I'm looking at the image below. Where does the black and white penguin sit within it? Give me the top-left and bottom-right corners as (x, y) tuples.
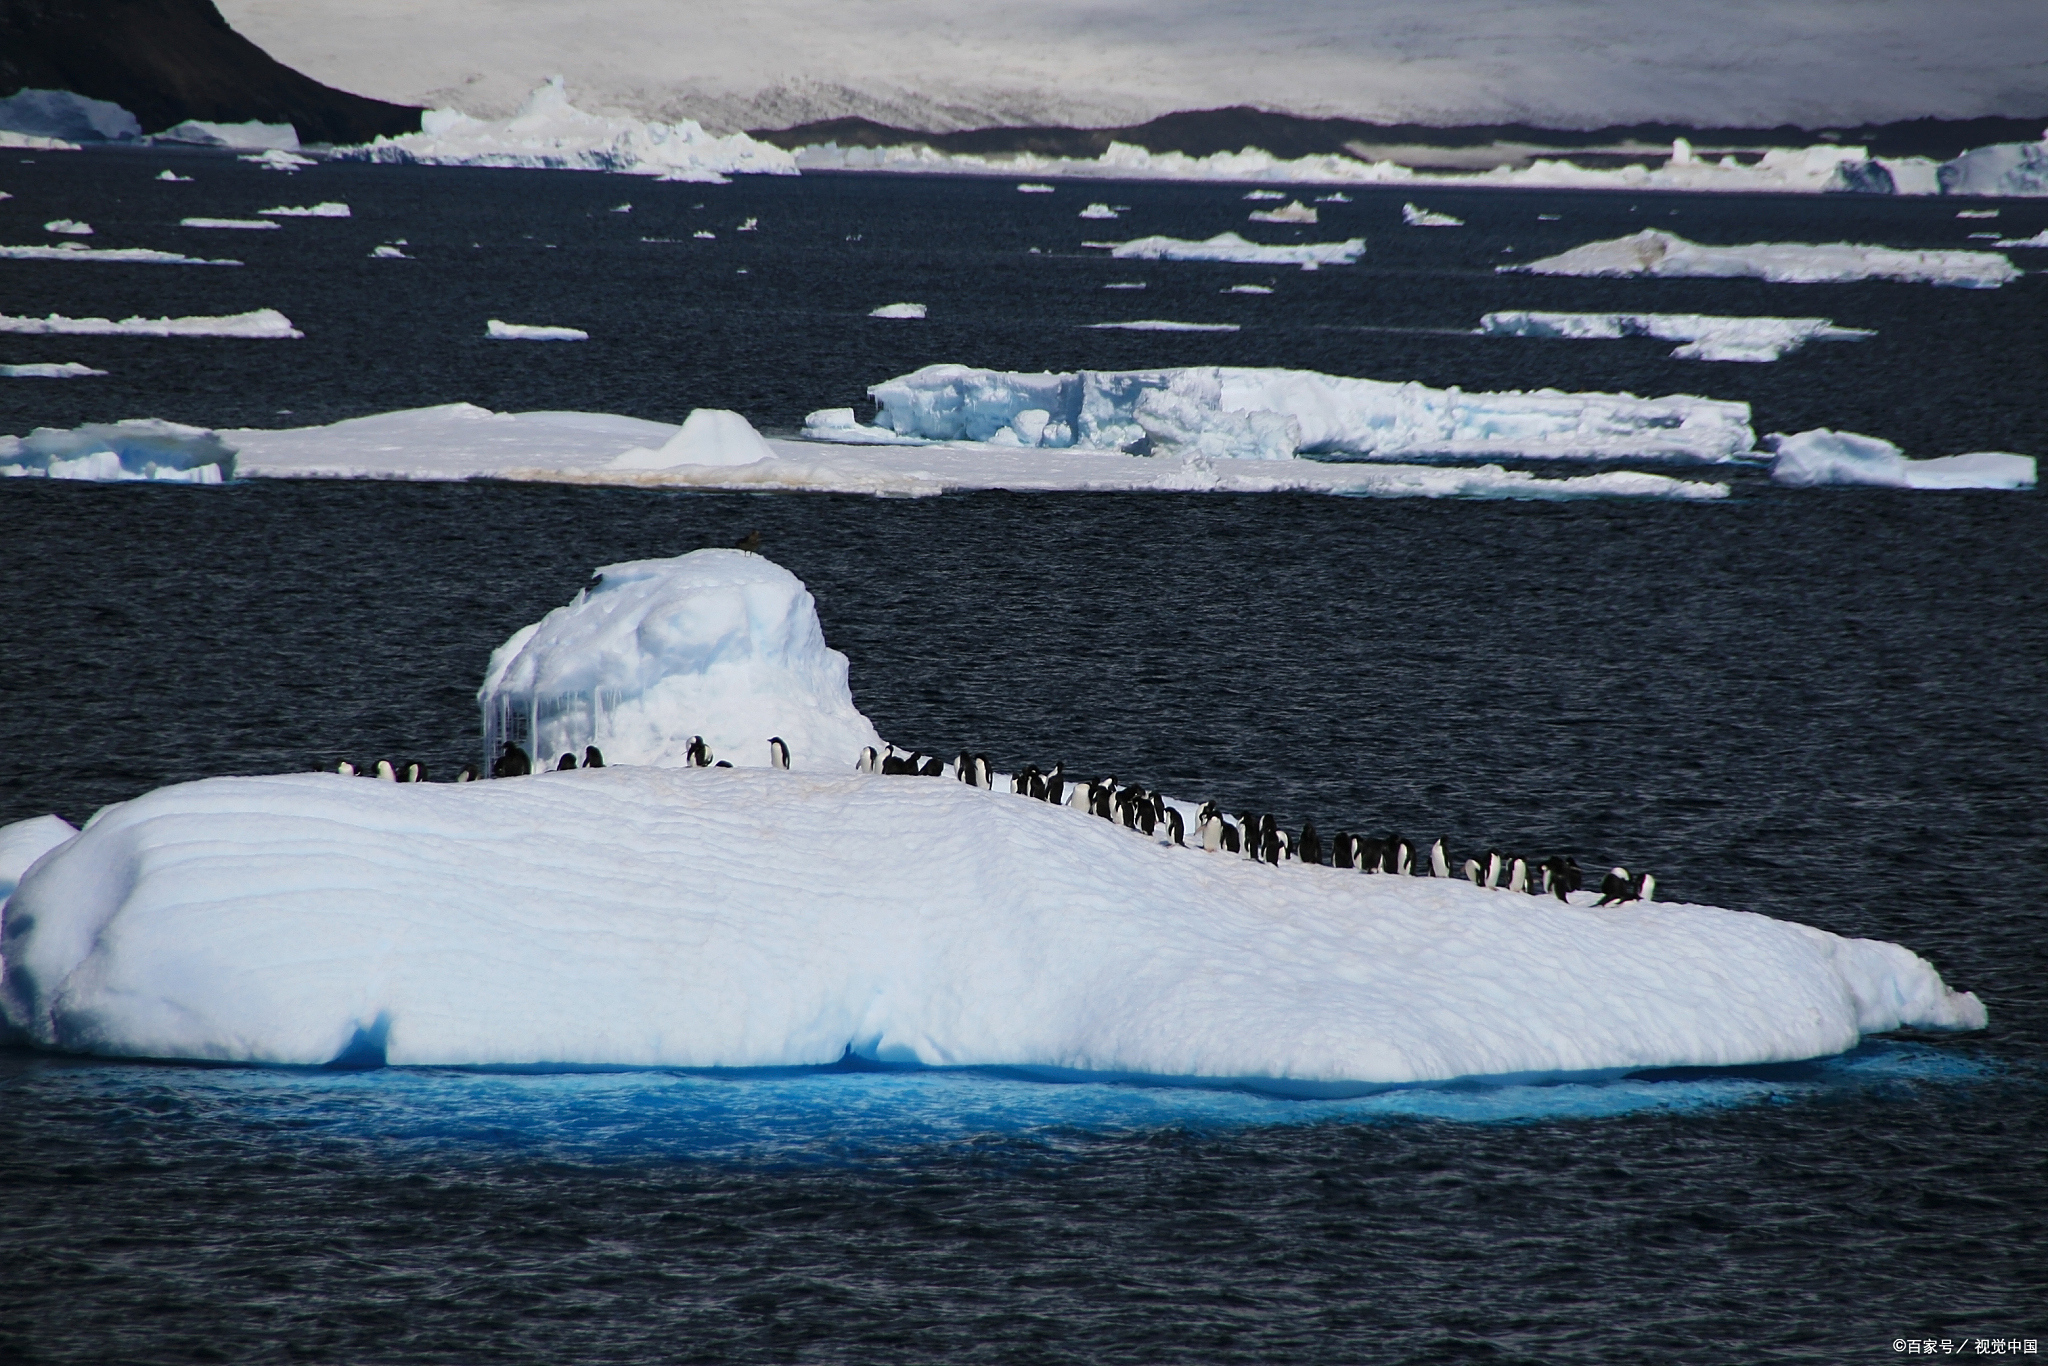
(1012, 764), (1039, 796)
(1271, 826), (1292, 864)
(1299, 820), (1323, 866)
(456, 764), (478, 783)
(858, 746), (880, 775)
(336, 760), (358, 776)
(1463, 857), (1483, 885)
(1429, 837), (1449, 879)
(1332, 830), (1354, 869)
(882, 747), (912, 775)
(975, 754), (993, 789)
(1219, 819), (1242, 854)
(1097, 782), (1121, 821)
(1507, 857), (1528, 895)
(1240, 811), (1261, 858)
(1045, 762), (1066, 807)
(1635, 871), (1657, 903)
(375, 759), (398, 782)
(954, 751), (975, 783)
(1483, 850), (1505, 889)
(492, 744), (531, 778)
(1393, 838), (1413, 877)
(584, 746), (604, 769)
(1595, 867), (1636, 906)
(1136, 799), (1156, 837)
(686, 736), (712, 768)
(1164, 805), (1184, 846)
(769, 737), (791, 770)
(1358, 836), (1384, 873)
(919, 754), (944, 778)
(557, 752), (578, 770)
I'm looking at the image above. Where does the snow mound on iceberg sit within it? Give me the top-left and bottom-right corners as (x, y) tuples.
(1094, 231), (1364, 270)
(1767, 429), (2036, 490)
(1510, 229), (2019, 288)
(1480, 311), (1873, 362)
(607, 408), (776, 470)
(479, 549), (881, 773)
(0, 418), (236, 482)
(334, 76), (797, 183)
(1247, 200), (1316, 224)
(0, 309), (300, 338)
(864, 364), (1756, 464)
(0, 814), (75, 909)
(0, 765), (1982, 1076)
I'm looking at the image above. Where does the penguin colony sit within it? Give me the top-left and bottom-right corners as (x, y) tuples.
(345, 736), (1657, 906)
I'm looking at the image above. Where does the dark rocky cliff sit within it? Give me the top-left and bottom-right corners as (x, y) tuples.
(0, 0), (420, 143)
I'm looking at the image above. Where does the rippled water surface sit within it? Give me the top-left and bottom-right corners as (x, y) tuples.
(2, 154), (2045, 1363)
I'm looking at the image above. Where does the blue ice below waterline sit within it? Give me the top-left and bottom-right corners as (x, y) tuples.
(9, 1041), (1999, 1166)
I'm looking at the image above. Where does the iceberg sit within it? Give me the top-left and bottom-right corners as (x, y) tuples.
(333, 77), (797, 183)
(486, 320), (588, 341)
(869, 302), (927, 319)
(1247, 200), (1317, 224)
(240, 149), (315, 170)
(1992, 230), (2048, 248)
(0, 418), (236, 482)
(1078, 203), (1119, 219)
(1403, 203), (1463, 227)
(156, 170), (193, 182)
(1, 550), (1982, 1077)
(1093, 231), (1366, 269)
(0, 362), (106, 378)
(607, 408), (776, 470)
(478, 549), (881, 775)
(1766, 429), (2036, 490)
(1223, 284), (1273, 294)
(0, 242), (240, 265)
(258, 203), (350, 218)
(1509, 229), (2019, 288)
(180, 217), (279, 230)
(0, 89), (139, 143)
(0, 309), (300, 338)
(864, 363), (1756, 464)
(151, 120), (299, 151)
(1938, 138), (2048, 198)
(42, 219), (91, 235)
(1086, 321), (1240, 332)
(1479, 311), (1874, 362)
(1016, 183), (1054, 192)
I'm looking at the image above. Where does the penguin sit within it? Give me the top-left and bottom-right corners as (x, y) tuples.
(1136, 800), (1156, 837)
(1045, 762), (1066, 807)
(1220, 820), (1242, 855)
(975, 754), (993, 789)
(734, 530), (763, 553)
(686, 736), (712, 768)
(769, 737), (791, 770)
(375, 759), (398, 782)
(401, 761), (426, 783)
(1269, 826), (1291, 864)
(1097, 783), (1121, 821)
(1012, 765), (1038, 795)
(1393, 838), (1413, 877)
(954, 750), (975, 783)
(1332, 831), (1354, 869)
(1635, 871), (1657, 904)
(713, 760), (732, 768)
(336, 760), (358, 777)
(492, 744), (531, 778)
(584, 746), (604, 769)
(1164, 806), (1184, 846)
(1484, 850), (1505, 889)
(557, 752), (577, 770)
(1595, 867), (1636, 906)
(1299, 820), (1323, 866)
(1239, 811), (1261, 858)
(858, 746), (880, 775)
(919, 755), (944, 778)
(456, 764), (478, 783)
(882, 747), (911, 775)
(1358, 836), (1384, 873)
(1201, 813), (1225, 853)
(1463, 857), (1483, 886)
(1507, 857), (1528, 895)
(1429, 837), (1449, 879)
(1027, 767), (1046, 798)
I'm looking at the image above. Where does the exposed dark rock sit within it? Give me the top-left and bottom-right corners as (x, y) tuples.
(0, 0), (421, 144)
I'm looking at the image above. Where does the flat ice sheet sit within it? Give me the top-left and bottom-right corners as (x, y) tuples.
(0, 309), (300, 338)
(1479, 311), (1875, 362)
(0, 242), (241, 265)
(1510, 229), (2019, 288)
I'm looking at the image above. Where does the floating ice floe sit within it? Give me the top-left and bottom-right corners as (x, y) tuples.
(151, 120), (298, 151)
(1247, 200), (1316, 224)
(1017, 183), (1054, 192)
(1993, 230), (2048, 248)
(1244, 190), (1286, 200)
(1090, 231), (1365, 269)
(0, 548), (1982, 1076)
(0, 130), (79, 151)
(0, 417), (236, 482)
(611, 203), (631, 213)
(1103, 281), (1146, 289)
(258, 202), (350, 218)
(859, 363), (1756, 464)
(1402, 202), (1464, 227)
(693, 230), (715, 239)
(1317, 193), (1352, 203)
(1767, 429), (2035, 490)
(1078, 203), (1119, 219)
(42, 219), (91, 235)
(0, 242), (240, 265)
(869, 302), (927, 319)
(0, 309), (300, 338)
(180, 217), (278, 230)
(369, 244), (411, 258)
(156, 170), (192, 182)
(1955, 209), (2000, 219)
(239, 149), (316, 170)
(607, 408), (777, 470)
(487, 319), (588, 341)
(1223, 284), (1273, 294)
(333, 77), (796, 183)
(0, 362), (105, 378)
(1479, 311), (1874, 362)
(1509, 229), (2019, 288)
(1087, 321), (1240, 332)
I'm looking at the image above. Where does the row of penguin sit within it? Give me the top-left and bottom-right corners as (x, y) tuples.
(335, 735), (1657, 907)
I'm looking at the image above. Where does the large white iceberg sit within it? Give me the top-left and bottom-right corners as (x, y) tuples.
(1510, 229), (2019, 288)
(862, 364), (1757, 464)
(1767, 429), (2036, 490)
(0, 552), (1983, 1079)
(0, 309), (301, 338)
(1938, 138), (2048, 198)
(1093, 231), (1365, 270)
(478, 549), (882, 774)
(0, 418), (236, 482)
(1479, 311), (1874, 362)
(334, 76), (797, 183)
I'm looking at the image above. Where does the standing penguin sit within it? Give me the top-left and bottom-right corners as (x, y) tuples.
(375, 760), (398, 782)
(974, 754), (993, 789)
(492, 744), (531, 778)
(1239, 811), (1261, 858)
(769, 737), (791, 770)
(1358, 836), (1384, 873)
(336, 759), (358, 776)
(686, 736), (712, 768)
(858, 746), (880, 774)
(1635, 871), (1657, 903)
(1045, 762), (1066, 807)
(556, 753), (578, 770)
(1429, 838), (1449, 879)
(1484, 850), (1505, 889)
(1507, 857), (1528, 895)
(1219, 819), (1242, 854)
(1332, 831), (1354, 869)
(1463, 857), (1483, 885)
(1164, 806), (1184, 846)
(583, 746), (605, 769)
(1299, 820), (1323, 866)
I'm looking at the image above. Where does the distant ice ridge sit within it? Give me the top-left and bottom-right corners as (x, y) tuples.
(487, 320), (588, 341)
(1993, 230), (2048, 248)
(1090, 232), (1365, 269)
(0, 362), (105, 379)
(1480, 311), (1874, 362)
(859, 364), (1756, 464)
(2, 552), (1983, 1076)
(1767, 430), (2035, 490)
(333, 76), (798, 182)
(149, 120), (300, 151)
(1510, 230), (2019, 288)
(0, 419), (235, 482)
(479, 549), (882, 774)
(0, 310), (301, 339)
(0, 243), (241, 266)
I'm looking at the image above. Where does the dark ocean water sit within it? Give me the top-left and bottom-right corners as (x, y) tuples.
(2, 151), (2045, 1363)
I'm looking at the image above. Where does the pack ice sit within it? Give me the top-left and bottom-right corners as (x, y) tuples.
(0, 550), (1984, 1078)
(333, 76), (797, 183)
(1480, 312), (1874, 362)
(1511, 230), (2020, 288)
(858, 364), (1757, 464)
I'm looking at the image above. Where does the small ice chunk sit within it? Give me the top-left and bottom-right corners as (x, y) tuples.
(1992, 230), (2048, 248)
(1315, 193), (1352, 203)
(240, 148), (316, 170)
(181, 217), (280, 230)
(1511, 229), (2019, 288)
(1078, 202), (1119, 219)
(869, 302), (927, 319)
(693, 230), (715, 239)
(156, 170), (192, 181)
(1956, 209), (2000, 218)
(1086, 320), (1241, 331)
(487, 320), (589, 341)
(1243, 190), (1286, 200)
(1767, 429), (2035, 490)
(609, 408), (776, 469)
(0, 309), (299, 338)
(369, 244), (411, 258)
(1402, 202), (1464, 227)
(1, 361), (106, 378)
(611, 203), (631, 212)
(258, 202), (350, 217)
(738, 217), (758, 231)
(1103, 281), (1147, 289)
(1016, 183), (1054, 192)
(1222, 284), (1273, 294)
(43, 219), (91, 235)
(1248, 200), (1317, 224)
